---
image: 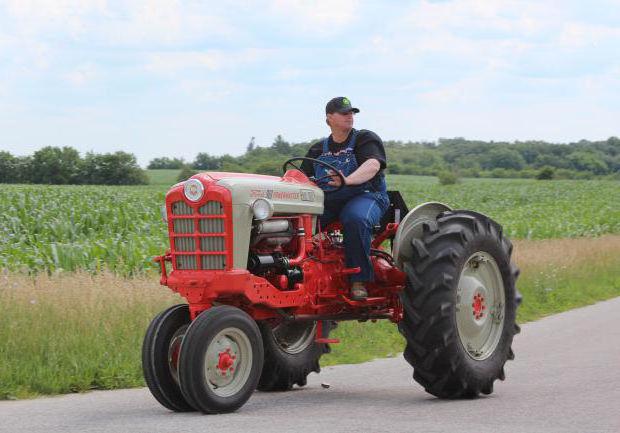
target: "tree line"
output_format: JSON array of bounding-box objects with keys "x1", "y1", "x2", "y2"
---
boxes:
[
  {"x1": 152, "y1": 135, "x2": 620, "y2": 181},
  {"x1": 1, "y1": 136, "x2": 617, "y2": 185},
  {"x1": 0, "y1": 147, "x2": 147, "y2": 184}
]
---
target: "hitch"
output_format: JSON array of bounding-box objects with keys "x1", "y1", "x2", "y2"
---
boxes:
[{"x1": 153, "y1": 253, "x2": 171, "y2": 285}]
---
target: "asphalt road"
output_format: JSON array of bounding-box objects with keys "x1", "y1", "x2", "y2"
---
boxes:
[{"x1": 2, "y1": 297, "x2": 619, "y2": 433}]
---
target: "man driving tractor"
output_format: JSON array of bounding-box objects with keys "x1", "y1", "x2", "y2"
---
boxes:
[{"x1": 301, "y1": 97, "x2": 389, "y2": 300}]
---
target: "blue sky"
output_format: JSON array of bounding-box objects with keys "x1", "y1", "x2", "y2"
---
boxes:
[{"x1": 1, "y1": 0, "x2": 619, "y2": 166}]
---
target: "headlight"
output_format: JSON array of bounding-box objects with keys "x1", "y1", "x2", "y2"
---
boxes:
[
  {"x1": 252, "y1": 199, "x2": 274, "y2": 220},
  {"x1": 184, "y1": 179, "x2": 204, "y2": 202}
]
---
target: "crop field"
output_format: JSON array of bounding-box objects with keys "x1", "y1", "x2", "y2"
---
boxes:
[{"x1": 1, "y1": 176, "x2": 619, "y2": 275}]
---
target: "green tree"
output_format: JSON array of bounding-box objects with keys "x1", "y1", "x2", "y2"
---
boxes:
[
  {"x1": 177, "y1": 165, "x2": 198, "y2": 182},
  {"x1": 0, "y1": 151, "x2": 18, "y2": 183},
  {"x1": 30, "y1": 146, "x2": 82, "y2": 184},
  {"x1": 193, "y1": 153, "x2": 221, "y2": 170},
  {"x1": 271, "y1": 135, "x2": 291, "y2": 154},
  {"x1": 147, "y1": 157, "x2": 186, "y2": 169},
  {"x1": 82, "y1": 151, "x2": 148, "y2": 185},
  {"x1": 480, "y1": 147, "x2": 526, "y2": 170},
  {"x1": 567, "y1": 151, "x2": 609, "y2": 174}
]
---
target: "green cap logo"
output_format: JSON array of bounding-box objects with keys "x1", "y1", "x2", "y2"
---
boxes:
[{"x1": 342, "y1": 97, "x2": 351, "y2": 106}]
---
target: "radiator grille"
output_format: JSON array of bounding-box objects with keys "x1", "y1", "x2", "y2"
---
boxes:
[
  {"x1": 176, "y1": 255, "x2": 197, "y2": 270},
  {"x1": 200, "y1": 219, "x2": 224, "y2": 233},
  {"x1": 169, "y1": 199, "x2": 228, "y2": 270},
  {"x1": 202, "y1": 255, "x2": 226, "y2": 270},
  {"x1": 174, "y1": 237, "x2": 195, "y2": 251},
  {"x1": 172, "y1": 201, "x2": 193, "y2": 215},
  {"x1": 200, "y1": 201, "x2": 223, "y2": 215},
  {"x1": 200, "y1": 237, "x2": 225, "y2": 251},
  {"x1": 173, "y1": 219, "x2": 194, "y2": 234}
]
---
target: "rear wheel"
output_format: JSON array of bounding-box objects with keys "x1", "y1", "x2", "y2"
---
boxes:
[
  {"x1": 398, "y1": 210, "x2": 521, "y2": 398},
  {"x1": 257, "y1": 320, "x2": 331, "y2": 391},
  {"x1": 142, "y1": 304, "x2": 194, "y2": 412},
  {"x1": 178, "y1": 306, "x2": 264, "y2": 413}
]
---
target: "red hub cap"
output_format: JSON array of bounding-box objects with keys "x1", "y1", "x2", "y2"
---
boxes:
[
  {"x1": 472, "y1": 293, "x2": 486, "y2": 320},
  {"x1": 216, "y1": 349, "x2": 236, "y2": 376}
]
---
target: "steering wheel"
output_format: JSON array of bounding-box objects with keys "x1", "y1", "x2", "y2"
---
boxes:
[{"x1": 282, "y1": 157, "x2": 346, "y2": 193}]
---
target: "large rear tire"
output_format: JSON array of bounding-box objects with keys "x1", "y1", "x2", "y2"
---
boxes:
[
  {"x1": 142, "y1": 304, "x2": 194, "y2": 412},
  {"x1": 178, "y1": 305, "x2": 264, "y2": 413},
  {"x1": 257, "y1": 320, "x2": 332, "y2": 391},
  {"x1": 398, "y1": 210, "x2": 521, "y2": 398}
]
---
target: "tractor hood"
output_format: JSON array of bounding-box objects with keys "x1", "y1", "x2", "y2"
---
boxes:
[{"x1": 197, "y1": 171, "x2": 324, "y2": 215}]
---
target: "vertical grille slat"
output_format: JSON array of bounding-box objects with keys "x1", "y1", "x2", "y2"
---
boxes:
[
  {"x1": 174, "y1": 238, "x2": 195, "y2": 252},
  {"x1": 199, "y1": 201, "x2": 223, "y2": 215},
  {"x1": 176, "y1": 255, "x2": 196, "y2": 270},
  {"x1": 200, "y1": 237, "x2": 225, "y2": 252},
  {"x1": 173, "y1": 219, "x2": 194, "y2": 234},
  {"x1": 199, "y1": 219, "x2": 224, "y2": 233},
  {"x1": 171, "y1": 201, "x2": 193, "y2": 215},
  {"x1": 202, "y1": 255, "x2": 226, "y2": 270}
]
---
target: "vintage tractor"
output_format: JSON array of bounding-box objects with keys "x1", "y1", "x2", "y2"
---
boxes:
[{"x1": 143, "y1": 158, "x2": 521, "y2": 414}]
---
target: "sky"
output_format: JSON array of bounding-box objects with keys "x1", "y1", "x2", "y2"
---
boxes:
[{"x1": 1, "y1": 0, "x2": 619, "y2": 167}]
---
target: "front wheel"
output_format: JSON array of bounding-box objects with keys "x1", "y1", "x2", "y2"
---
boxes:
[
  {"x1": 142, "y1": 304, "x2": 194, "y2": 412},
  {"x1": 178, "y1": 306, "x2": 264, "y2": 413},
  {"x1": 398, "y1": 210, "x2": 521, "y2": 398}
]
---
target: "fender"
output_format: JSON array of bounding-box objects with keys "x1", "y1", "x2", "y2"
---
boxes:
[{"x1": 392, "y1": 202, "x2": 452, "y2": 269}]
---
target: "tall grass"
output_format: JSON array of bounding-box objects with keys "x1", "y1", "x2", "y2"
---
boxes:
[{"x1": 1, "y1": 236, "x2": 618, "y2": 398}]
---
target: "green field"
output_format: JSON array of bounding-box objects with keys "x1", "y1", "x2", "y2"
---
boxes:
[
  {"x1": 1, "y1": 176, "x2": 618, "y2": 274},
  {"x1": 146, "y1": 169, "x2": 183, "y2": 186}
]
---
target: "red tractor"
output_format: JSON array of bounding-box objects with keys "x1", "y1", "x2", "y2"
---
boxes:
[{"x1": 143, "y1": 158, "x2": 521, "y2": 414}]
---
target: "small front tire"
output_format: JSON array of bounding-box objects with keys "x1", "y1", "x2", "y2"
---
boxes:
[
  {"x1": 178, "y1": 306, "x2": 264, "y2": 414},
  {"x1": 142, "y1": 304, "x2": 194, "y2": 412}
]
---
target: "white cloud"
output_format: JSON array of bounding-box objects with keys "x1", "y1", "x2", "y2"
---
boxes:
[
  {"x1": 65, "y1": 63, "x2": 99, "y2": 86},
  {"x1": 271, "y1": 0, "x2": 359, "y2": 33},
  {"x1": 143, "y1": 48, "x2": 273, "y2": 75}
]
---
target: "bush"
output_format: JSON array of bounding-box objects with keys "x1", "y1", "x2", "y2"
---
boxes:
[
  {"x1": 536, "y1": 166, "x2": 555, "y2": 180},
  {"x1": 177, "y1": 165, "x2": 198, "y2": 182},
  {"x1": 437, "y1": 171, "x2": 459, "y2": 185}
]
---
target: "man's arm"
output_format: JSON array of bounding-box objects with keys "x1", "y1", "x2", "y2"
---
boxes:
[{"x1": 327, "y1": 158, "x2": 381, "y2": 187}]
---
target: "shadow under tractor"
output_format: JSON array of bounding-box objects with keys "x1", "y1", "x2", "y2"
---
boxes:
[{"x1": 143, "y1": 158, "x2": 521, "y2": 414}]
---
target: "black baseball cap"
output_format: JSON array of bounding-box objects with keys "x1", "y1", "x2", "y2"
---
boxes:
[{"x1": 325, "y1": 96, "x2": 360, "y2": 114}]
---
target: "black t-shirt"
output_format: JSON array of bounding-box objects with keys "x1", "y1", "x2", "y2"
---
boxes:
[{"x1": 300, "y1": 129, "x2": 387, "y2": 182}]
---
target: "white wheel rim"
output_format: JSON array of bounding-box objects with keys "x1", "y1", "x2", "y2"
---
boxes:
[
  {"x1": 456, "y1": 252, "x2": 506, "y2": 360},
  {"x1": 204, "y1": 327, "x2": 253, "y2": 397},
  {"x1": 272, "y1": 322, "x2": 317, "y2": 355},
  {"x1": 167, "y1": 325, "x2": 188, "y2": 386}
]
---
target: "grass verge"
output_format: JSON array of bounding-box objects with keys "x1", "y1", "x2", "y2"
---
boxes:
[{"x1": 1, "y1": 236, "x2": 618, "y2": 398}]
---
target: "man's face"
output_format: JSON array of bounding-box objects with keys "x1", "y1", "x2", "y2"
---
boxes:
[{"x1": 327, "y1": 111, "x2": 355, "y2": 130}]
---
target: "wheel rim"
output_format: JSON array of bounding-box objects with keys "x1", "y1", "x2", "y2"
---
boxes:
[
  {"x1": 456, "y1": 251, "x2": 506, "y2": 361},
  {"x1": 204, "y1": 327, "x2": 253, "y2": 397},
  {"x1": 272, "y1": 321, "x2": 317, "y2": 355},
  {"x1": 167, "y1": 324, "x2": 188, "y2": 386}
]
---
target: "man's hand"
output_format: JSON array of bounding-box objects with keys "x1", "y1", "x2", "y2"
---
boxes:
[{"x1": 327, "y1": 169, "x2": 347, "y2": 187}]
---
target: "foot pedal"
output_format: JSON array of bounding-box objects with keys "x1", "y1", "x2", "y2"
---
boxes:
[
  {"x1": 340, "y1": 295, "x2": 387, "y2": 306},
  {"x1": 315, "y1": 338, "x2": 340, "y2": 344}
]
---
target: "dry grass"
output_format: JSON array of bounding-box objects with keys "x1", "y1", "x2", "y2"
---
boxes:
[{"x1": 513, "y1": 234, "x2": 620, "y2": 269}]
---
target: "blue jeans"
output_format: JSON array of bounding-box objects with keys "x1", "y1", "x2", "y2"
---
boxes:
[{"x1": 320, "y1": 189, "x2": 390, "y2": 283}]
